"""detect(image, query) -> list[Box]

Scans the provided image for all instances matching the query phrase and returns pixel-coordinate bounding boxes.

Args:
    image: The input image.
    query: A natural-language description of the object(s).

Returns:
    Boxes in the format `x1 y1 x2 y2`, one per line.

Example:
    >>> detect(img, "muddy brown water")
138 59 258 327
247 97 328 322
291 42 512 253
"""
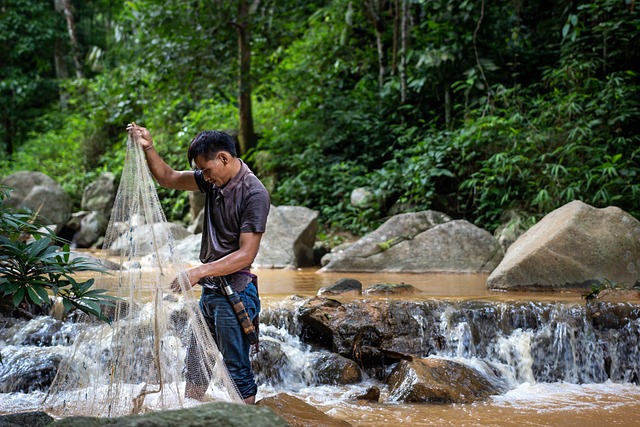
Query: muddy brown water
2 267 639 426
256 268 640 427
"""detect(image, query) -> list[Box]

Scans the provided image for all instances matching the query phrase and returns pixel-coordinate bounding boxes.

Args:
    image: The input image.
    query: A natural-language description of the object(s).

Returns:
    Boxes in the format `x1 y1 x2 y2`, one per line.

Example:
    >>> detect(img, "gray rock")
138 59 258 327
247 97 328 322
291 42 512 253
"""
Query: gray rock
188 190 206 221
142 233 203 265
322 211 503 273
487 200 640 290
0 347 62 393
72 211 108 248
254 205 319 268
350 187 374 208
251 338 291 385
50 401 289 427
2 171 71 230
81 172 116 217
0 411 54 427
188 208 205 234
106 222 192 256
493 210 529 253
320 241 354 267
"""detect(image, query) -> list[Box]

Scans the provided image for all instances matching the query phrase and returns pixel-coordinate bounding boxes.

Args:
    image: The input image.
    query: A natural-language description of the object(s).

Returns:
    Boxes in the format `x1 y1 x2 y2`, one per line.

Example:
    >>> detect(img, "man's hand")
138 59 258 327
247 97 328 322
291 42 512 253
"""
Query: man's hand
170 268 200 293
126 122 154 150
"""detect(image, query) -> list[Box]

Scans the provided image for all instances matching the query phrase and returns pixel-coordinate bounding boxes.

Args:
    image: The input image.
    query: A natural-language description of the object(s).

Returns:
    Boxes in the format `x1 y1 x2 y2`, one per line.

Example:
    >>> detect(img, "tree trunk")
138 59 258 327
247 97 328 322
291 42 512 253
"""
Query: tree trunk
400 0 407 103
237 0 256 156
56 0 83 79
365 0 386 92
392 0 399 75
444 82 451 127
54 39 70 108
473 0 490 113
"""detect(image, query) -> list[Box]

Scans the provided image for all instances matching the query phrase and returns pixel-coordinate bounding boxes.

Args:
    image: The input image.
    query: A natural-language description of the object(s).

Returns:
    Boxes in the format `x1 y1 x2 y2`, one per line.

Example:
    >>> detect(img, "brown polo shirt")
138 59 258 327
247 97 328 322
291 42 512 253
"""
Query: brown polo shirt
194 160 270 290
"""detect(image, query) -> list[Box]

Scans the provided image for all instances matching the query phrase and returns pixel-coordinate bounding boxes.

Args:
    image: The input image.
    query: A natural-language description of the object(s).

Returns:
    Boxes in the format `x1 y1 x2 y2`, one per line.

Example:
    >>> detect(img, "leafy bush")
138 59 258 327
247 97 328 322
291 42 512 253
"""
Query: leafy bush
0 187 116 321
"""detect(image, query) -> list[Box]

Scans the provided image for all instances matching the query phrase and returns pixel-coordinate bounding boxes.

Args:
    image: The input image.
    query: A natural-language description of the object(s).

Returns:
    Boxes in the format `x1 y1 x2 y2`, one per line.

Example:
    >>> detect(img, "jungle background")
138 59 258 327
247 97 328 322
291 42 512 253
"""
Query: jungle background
1 0 639 242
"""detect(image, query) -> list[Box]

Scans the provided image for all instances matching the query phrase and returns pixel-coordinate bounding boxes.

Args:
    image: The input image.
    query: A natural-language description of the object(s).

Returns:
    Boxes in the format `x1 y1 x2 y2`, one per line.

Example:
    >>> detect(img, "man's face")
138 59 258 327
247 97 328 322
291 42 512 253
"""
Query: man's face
194 153 228 187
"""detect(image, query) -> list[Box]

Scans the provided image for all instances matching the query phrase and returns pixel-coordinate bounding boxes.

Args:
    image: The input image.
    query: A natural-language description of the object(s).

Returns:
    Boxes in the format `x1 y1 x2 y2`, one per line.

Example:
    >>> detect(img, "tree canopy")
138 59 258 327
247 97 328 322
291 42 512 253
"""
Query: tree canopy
1 0 638 238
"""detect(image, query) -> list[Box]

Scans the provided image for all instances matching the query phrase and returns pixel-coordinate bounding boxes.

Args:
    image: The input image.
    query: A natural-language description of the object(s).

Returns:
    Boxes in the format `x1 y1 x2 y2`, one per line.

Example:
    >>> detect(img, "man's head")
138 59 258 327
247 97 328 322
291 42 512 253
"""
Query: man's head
187 130 237 166
188 130 240 187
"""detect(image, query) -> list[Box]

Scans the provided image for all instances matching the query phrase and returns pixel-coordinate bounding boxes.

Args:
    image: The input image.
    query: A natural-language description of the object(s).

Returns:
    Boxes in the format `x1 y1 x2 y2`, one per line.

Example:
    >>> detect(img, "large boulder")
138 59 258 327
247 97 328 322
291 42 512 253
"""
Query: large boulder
254 205 319 268
81 172 116 217
0 412 54 427
187 191 206 233
0 347 62 393
386 357 504 403
2 171 71 230
106 222 192 256
71 211 109 248
142 233 203 266
321 211 503 273
49 401 289 427
487 201 640 290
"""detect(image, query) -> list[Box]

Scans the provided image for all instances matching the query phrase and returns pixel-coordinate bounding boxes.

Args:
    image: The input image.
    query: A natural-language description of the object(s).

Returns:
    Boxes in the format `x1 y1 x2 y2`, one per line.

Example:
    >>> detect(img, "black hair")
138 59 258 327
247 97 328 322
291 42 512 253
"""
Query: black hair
187 130 237 167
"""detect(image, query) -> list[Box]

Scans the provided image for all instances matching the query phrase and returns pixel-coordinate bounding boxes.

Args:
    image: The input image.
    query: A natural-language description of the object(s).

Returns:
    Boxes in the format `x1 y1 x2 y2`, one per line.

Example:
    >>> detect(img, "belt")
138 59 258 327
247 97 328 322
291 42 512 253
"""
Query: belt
201 285 223 294
200 271 252 293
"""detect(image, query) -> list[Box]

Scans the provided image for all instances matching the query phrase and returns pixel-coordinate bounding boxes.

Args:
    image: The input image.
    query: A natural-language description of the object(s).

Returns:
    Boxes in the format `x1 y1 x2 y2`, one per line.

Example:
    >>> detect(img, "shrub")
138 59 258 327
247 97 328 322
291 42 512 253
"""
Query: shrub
0 187 116 322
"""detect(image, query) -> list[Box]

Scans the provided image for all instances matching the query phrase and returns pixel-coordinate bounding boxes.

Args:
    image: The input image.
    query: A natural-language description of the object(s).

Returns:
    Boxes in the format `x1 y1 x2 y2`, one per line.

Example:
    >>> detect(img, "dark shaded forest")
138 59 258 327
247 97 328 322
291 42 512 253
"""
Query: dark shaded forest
1 0 638 240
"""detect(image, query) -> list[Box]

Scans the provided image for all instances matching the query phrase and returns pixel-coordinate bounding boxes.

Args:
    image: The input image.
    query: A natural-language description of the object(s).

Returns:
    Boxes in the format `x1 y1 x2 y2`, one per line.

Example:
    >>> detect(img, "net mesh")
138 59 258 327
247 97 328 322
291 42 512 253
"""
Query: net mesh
43 135 243 416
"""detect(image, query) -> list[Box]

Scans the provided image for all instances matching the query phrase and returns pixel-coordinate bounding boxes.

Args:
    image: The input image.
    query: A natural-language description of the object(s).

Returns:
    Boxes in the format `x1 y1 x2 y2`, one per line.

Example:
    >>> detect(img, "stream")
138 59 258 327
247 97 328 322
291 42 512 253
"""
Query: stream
2 268 640 426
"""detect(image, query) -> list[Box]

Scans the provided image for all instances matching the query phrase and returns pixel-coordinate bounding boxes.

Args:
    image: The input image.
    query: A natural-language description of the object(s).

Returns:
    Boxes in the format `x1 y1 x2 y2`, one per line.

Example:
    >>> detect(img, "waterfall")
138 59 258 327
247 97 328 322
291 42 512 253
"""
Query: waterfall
1 297 639 411
260 298 640 388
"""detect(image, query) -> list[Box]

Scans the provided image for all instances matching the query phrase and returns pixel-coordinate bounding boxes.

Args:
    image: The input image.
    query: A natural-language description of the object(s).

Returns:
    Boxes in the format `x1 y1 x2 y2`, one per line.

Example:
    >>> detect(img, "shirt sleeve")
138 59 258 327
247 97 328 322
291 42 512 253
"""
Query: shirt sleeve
240 186 271 234
193 169 208 194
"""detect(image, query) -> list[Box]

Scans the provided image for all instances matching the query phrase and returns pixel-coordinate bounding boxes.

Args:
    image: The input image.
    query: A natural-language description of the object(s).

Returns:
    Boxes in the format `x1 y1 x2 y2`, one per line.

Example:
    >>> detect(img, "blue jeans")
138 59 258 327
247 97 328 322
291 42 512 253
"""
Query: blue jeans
186 282 260 399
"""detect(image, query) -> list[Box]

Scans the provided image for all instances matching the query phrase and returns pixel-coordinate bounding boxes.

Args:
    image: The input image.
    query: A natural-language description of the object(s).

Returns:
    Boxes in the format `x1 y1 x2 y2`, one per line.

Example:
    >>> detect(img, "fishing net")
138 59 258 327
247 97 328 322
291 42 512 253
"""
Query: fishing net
43 135 243 416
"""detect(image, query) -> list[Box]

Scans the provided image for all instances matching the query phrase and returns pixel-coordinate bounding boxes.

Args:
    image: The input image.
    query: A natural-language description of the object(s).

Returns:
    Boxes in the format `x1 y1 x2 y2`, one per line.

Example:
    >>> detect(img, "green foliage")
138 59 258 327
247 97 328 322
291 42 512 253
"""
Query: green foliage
0 188 116 322
0 0 65 157
582 279 622 304
0 111 103 207
456 0 640 231
2 0 640 239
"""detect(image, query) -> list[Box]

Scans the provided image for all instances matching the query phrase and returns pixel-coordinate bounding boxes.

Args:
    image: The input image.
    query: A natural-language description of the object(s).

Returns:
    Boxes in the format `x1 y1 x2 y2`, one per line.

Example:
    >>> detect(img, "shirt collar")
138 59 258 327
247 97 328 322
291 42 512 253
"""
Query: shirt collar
219 159 248 197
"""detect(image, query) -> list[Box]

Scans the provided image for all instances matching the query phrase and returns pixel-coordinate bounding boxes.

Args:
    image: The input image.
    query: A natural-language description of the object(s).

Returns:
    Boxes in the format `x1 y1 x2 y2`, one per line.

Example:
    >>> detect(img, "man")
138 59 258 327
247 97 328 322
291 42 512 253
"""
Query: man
127 122 270 404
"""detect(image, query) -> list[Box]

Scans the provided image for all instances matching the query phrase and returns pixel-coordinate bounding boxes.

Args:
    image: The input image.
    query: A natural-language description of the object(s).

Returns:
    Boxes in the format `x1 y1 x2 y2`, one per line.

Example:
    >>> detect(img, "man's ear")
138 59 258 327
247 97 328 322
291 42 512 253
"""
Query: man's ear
219 152 228 165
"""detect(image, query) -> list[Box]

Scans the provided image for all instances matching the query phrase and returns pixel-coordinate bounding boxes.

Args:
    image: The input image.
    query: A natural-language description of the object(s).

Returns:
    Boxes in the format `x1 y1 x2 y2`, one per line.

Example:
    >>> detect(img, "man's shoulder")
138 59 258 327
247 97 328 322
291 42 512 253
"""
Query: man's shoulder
241 171 268 194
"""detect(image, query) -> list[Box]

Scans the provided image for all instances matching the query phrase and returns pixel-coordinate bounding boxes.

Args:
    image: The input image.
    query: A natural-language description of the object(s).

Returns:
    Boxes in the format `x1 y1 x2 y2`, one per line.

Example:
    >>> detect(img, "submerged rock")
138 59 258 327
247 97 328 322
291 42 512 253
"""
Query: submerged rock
350 386 381 402
318 278 363 296
363 283 420 295
311 352 362 385
386 357 504 403
257 393 353 427
0 347 63 393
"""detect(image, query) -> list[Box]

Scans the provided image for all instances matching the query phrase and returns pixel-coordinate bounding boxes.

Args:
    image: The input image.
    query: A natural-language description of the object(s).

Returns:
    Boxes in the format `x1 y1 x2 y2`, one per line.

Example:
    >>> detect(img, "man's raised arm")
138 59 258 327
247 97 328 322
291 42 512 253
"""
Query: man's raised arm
127 122 199 192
